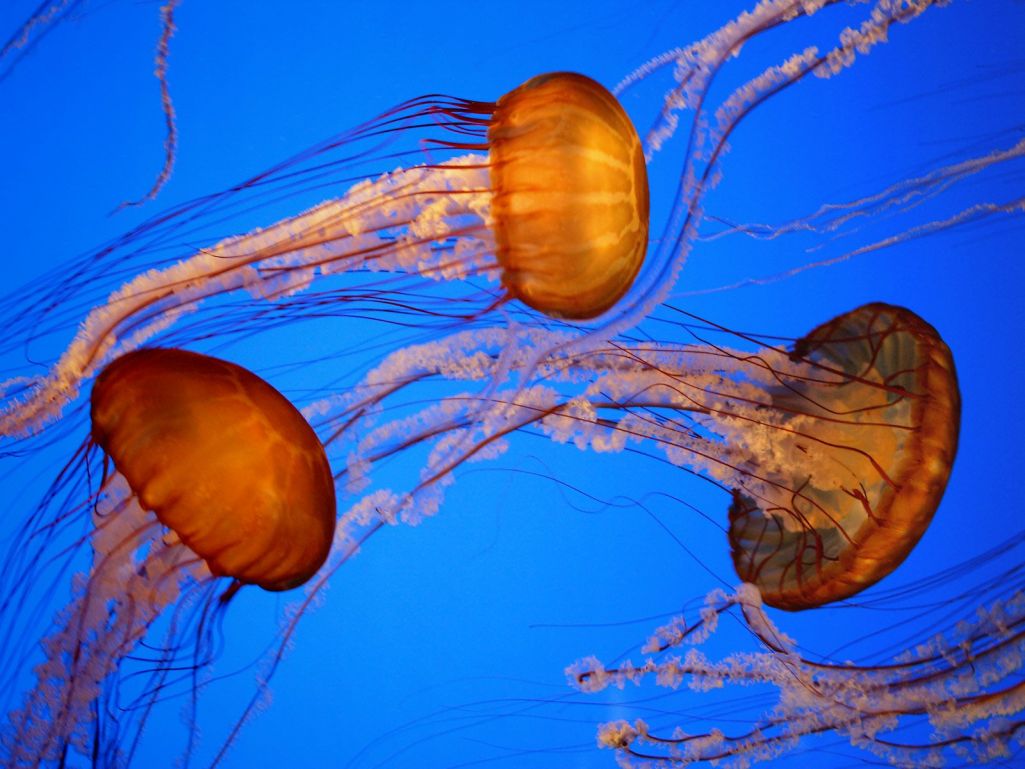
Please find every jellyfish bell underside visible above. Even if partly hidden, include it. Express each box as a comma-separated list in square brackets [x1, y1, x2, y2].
[727, 302, 961, 610]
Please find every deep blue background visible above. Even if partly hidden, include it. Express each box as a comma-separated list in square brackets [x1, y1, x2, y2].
[1, 1, 1023, 767]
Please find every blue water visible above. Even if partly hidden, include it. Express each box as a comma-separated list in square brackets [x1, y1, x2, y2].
[1, 1, 1023, 767]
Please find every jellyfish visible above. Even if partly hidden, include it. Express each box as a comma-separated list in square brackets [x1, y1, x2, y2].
[726, 303, 960, 610]
[335, 300, 1009, 767]
[1, 348, 335, 767]
[0, 69, 649, 438]
[308, 302, 957, 609]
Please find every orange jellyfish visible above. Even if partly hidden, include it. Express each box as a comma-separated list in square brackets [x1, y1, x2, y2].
[307, 303, 958, 612]
[726, 303, 960, 610]
[1, 348, 335, 767]
[489, 72, 649, 319]
[0, 71, 648, 438]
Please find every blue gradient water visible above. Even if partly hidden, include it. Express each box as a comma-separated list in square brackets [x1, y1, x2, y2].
[1, 2, 1023, 767]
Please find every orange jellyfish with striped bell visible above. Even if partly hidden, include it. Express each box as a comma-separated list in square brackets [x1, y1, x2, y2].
[1, 348, 335, 768]
[0, 71, 649, 439]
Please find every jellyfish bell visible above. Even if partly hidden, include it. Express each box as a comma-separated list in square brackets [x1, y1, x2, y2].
[727, 303, 961, 610]
[90, 347, 337, 591]
[2, 348, 335, 766]
[489, 72, 649, 319]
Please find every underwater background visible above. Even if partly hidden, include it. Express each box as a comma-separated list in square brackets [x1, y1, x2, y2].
[1, 1, 1023, 767]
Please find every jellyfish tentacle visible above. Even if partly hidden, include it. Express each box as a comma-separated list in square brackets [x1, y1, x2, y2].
[573, 578, 1025, 767]
[2, 476, 206, 768]
[0, 157, 496, 438]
